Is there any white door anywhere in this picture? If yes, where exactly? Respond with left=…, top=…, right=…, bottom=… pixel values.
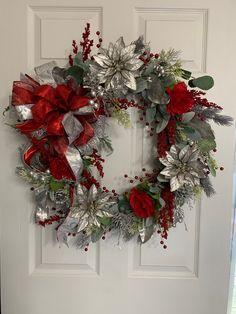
left=1, top=1, right=236, bottom=314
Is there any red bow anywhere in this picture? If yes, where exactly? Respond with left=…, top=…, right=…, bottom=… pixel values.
left=12, top=78, right=97, bottom=179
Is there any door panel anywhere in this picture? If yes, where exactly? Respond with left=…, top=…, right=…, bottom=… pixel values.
left=0, top=1, right=235, bottom=314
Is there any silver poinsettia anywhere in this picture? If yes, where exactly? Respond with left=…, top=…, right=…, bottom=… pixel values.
left=69, top=184, right=116, bottom=233
left=91, top=37, right=143, bottom=92
left=159, top=145, right=207, bottom=192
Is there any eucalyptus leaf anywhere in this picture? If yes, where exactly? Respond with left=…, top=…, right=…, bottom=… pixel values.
left=156, top=115, right=170, bottom=133
left=182, top=112, right=195, bottom=123
left=189, top=76, right=214, bottom=90
left=134, top=78, right=148, bottom=93
left=91, top=229, right=104, bottom=243
left=189, top=119, right=215, bottom=140
left=146, top=107, right=156, bottom=123
left=142, top=62, right=155, bottom=76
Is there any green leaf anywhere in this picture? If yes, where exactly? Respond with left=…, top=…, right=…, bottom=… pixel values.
left=142, top=62, right=155, bottom=76
left=65, top=65, right=84, bottom=85
left=188, top=119, right=215, bottom=140
left=91, top=229, right=104, bottom=243
left=146, top=107, right=156, bottom=123
left=181, top=112, right=195, bottom=123
left=134, top=78, right=148, bottom=93
left=73, top=52, right=90, bottom=72
left=156, top=115, right=170, bottom=134
left=189, top=75, right=214, bottom=90
left=198, top=138, right=216, bottom=153
left=181, top=69, right=192, bottom=80
left=49, top=179, right=65, bottom=191
left=147, top=78, right=169, bottom=105
left=207, top=157, right=217, bottom=177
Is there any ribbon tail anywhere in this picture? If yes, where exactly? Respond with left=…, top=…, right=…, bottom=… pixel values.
left=65, top=146, right=84, bottom=181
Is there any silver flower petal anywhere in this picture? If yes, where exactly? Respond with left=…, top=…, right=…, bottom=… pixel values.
left=159, top=144, right=207, bottom=191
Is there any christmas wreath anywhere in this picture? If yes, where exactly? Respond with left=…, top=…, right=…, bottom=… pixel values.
left=8, top=23, right=233, bottom=251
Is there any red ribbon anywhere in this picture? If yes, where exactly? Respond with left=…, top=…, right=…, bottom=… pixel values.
left=13, top=79, right=97, bottom=178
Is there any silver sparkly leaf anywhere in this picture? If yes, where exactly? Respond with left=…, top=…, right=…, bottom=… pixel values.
left=160, top=144, right=207, bottom=191
left=139, top=218, right=155, bottom=243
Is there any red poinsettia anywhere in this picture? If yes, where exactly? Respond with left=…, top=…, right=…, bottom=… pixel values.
left=129, top=187, right=155, bottom=218
left=166, top=82, right=195, bottom=115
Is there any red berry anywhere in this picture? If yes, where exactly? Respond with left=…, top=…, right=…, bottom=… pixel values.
left=143, top=51, right=147, bottom=55
left=30, top=187, right=34, bottom=191
left=213, top=148, right=217, bottom=152
left=157, top=230, right=161, bottom=234
left=146, top=122, right=149, bottom=126
left=130, top=180, right=134, bottom=183
left=102, top=236, right=106, bottom=240
left=112, top=189, right=116, bottom=193
left=99, top=38, right=103, bottom=42
left=124, top=174, right=128, bottom=178
left=135, top=176, right=138, bottom=179
left=96, top=31, right=100, bottom=35
left=85, top=247, right=88, bottom=252
left=220, top=167, right=224, bottom=171
left=96, top=44, right=101, bottom=48
left=155, top=54, right=159, bottom=59
left=142, top=168, right=146, bottom=172
left=146, top=57, right=150, bottom=62
left=160, top=240, right=164, bottom=245
left=103, top=186, right=106, bottom=190
left=150, top=53, right=154, bottom=57
left=163, top=245, right=167, bottom=249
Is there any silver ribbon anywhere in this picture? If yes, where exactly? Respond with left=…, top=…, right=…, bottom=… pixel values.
left=65, top=146, right=84, bottom=181
left=35, top=188, right=50, bottom=222
left=34, top=61, right=57, bottom=86
left=15, top=104, right=33, bottom=120
left=62, top=112, right=84, bottom=145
